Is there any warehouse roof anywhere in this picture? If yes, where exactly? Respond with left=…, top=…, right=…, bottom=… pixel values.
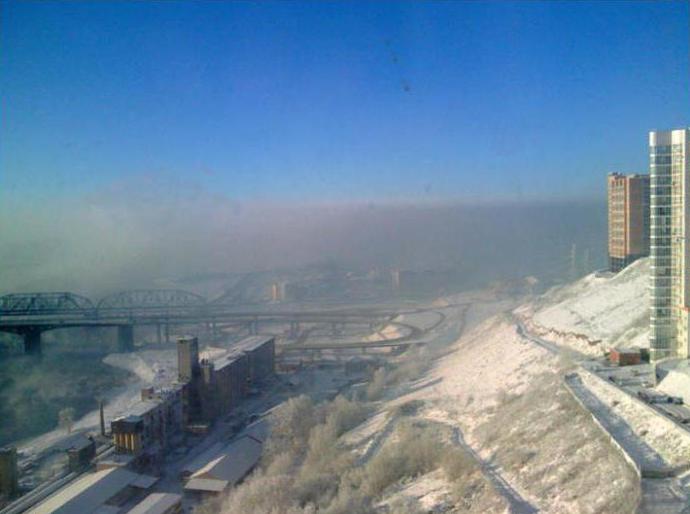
left=242, top=419, right=270, bottom=443
left=93, top=506, right=120, bottom=514
left=213, top=351, right=247, bottom=372
left=184, top=436, right=262, bottom=494
left=234, top=336, right=274, bottom=353
left=93, top=505, right=120, bottom=514
left=28, top=467, right=158, bottom=514
left=184, top=478, right=228, bottom=493
left=126, top=398, right=163, bottom=418
left=181, top=442, right=225, bottom=477
left=126, top=492, right=182, bottom=514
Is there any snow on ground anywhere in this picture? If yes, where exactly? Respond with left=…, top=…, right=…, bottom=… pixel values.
left=420, top=317, right=553, bottom=432
left=393, top=310, right=443, bottom=332
left=326, top=291, right=639, bottom=512
left=657, top=361, right=690, bottom=405
left=578, top=370, right=690, bottom=468
left=383, top=469, right=451, bottom=511
left=103, top=346, right=228, bottom=385
left=104, top=349, right=176, bottom=385
left=19, top=348, right=179, bottom=456
left=389, top=307, right=641, bottom=512
left=363, top=323, right=410, bottom=342
left=517, top=258, right=649, bottom=351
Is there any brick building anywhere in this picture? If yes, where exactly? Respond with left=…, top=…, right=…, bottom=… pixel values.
left=607, top=173, right=650, bottom=272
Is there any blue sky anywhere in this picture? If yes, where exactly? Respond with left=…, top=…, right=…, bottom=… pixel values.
left=1, top=0, right=688, bottom=203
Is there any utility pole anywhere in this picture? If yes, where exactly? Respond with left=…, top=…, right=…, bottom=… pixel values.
left=99, top=400, right=106, bottom=437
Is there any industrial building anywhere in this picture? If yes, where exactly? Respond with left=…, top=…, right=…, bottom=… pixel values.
left=198, top=352, right=249, bottom=423
left=27, top=467, right=157, bottom=514
left=607, top=173, right=650, bottom=272
left=242, top=418, right=270, bottom=444
left=105, top=335, right=275, bottom=479
left=234, top=336, right=275, bottom=385
left=67, top=436, right=96, bottom=472
left=177, top=337, right=200, bottom=384
left=608, top=348, right=642, bottom=367
left=181, top=335, right=275, bottom=425
left=0, top=447, right=18, bottom=501
left=126, top=492, right=182, bottom=514
left=183, top=436, right=262, bottom=496
left=111, top=386, right=184, bottom=466
left=649, top=129, right=690, bottom=360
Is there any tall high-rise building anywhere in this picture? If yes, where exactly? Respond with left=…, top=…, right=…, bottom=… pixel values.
left=649, top=129, right=690, bottom=360
left=607, top=173, right=650, bottom=273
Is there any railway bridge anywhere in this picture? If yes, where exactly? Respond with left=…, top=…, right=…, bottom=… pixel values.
left=0, top=291, right=392, bottom=355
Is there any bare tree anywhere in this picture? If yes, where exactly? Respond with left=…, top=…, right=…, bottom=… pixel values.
left=58, top=407, right=75, bottom=434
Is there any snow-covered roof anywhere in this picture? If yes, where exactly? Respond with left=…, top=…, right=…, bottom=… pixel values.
left=27, top=467, right=158, bottom=514
left=234, top=336, right=274, bottom=353
left=126, top=492, right=182, bottom=514
left=184, top=478, right=228, bottom=493
left=184, top=436, right=262, bottom=493
left=242, top=419, right=270, bottom=443
left=181, top=442, right=225, bottom=476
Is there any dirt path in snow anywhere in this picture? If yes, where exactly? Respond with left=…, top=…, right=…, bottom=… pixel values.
left=449, top=425, right=538, bottom=514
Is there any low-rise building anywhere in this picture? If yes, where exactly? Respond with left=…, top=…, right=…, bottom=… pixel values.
left=242, top=419, right=270, bottom=444
left=27, top=467, right=157, bottom=514
left=609, top=347, right=642, bottom=366
left=183, top=436, right=262, bottom=497
left=126, top=492, right=182, bottom=514
left=67, top=436, right=96, bottom=472
left=0, top=446, right=18, bottom=500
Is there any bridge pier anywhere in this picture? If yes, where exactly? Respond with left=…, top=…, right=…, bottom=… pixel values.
left=165, top=323, right=170, bottom=343
left=157, top=324, right=162, bottom=345
left=24, top=328, right=42, bottom=356
left=117, top=325, right=134, bottom=352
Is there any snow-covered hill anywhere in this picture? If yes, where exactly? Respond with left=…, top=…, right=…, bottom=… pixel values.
left=518, top=257, right=649, bottom=351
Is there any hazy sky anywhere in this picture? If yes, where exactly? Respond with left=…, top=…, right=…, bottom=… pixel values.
left=2, top=0, right=688, bottom=203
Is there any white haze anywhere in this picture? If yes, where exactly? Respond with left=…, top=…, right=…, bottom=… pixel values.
left=0, top=180, right=606, bottom=296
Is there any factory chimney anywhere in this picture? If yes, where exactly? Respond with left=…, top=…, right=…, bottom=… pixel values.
left=99, top=400, right=106, bottom=437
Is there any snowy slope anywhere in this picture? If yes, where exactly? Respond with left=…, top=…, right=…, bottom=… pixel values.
left=404, top=313, right=639, bottom=512
left=519, top=258, right=649, bottom=349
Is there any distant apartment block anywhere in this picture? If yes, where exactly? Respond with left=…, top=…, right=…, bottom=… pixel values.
left=270, top=282, right=286, bottom=302
left=649, top=128, right=690, bottom=361
left=607, top=173, right=650, bottom=272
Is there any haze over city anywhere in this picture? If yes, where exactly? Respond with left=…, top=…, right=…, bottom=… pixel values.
left=1, top=1, right=690, bottom=514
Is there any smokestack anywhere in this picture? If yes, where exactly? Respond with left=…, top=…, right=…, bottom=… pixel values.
left=99, top=400, right=105, bottom=437
left=177, top=336, right=200, bottom=383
